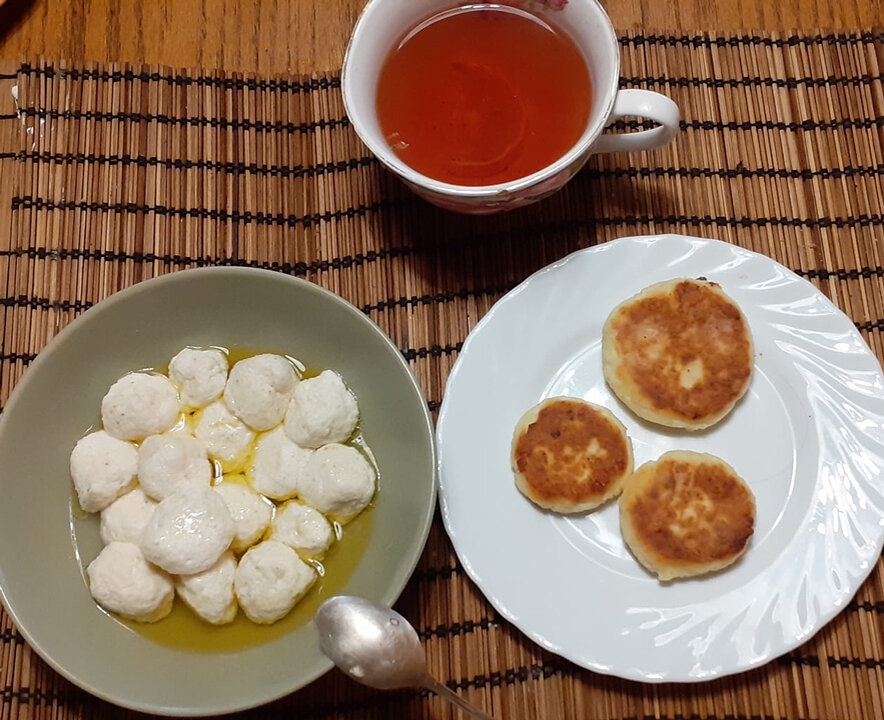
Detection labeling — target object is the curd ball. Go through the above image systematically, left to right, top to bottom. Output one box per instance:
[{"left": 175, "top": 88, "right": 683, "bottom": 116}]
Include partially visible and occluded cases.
[
  {"left": 168, "top": 347, "right": 229, "bottom": 410},
  {"left": 224, "top": 354, "right": 299, "bottom": 431},
  {"left": 284, "top": 370, "right": 359, "bottom": 448},
  {"left": 101, "top": 372, "right": 181, "bottom": 441},
  {"left": 193, "top": 400, "right": 255, "bottom": 470},
  {"left": 249, "top": 426, "right": 312, "bottom": 501},
  {"left": 70, "top": 430, "right": 138, "bottom": 512},
  {"left": 137, "top": 433, "right": 212, "bottom": 501},
  {"left": 299, "top": 444, "right": 376, "bottom": 523},
  {"left": 214, "top": 480, "right": 273, "bottom": 553},
  {"left": 140, "top": 485, "right": 235, "bottom": 575},
  {"left": 100, "top": 487, "right": 158, "bottom": 545},
  {"left": 270, "top": 501, "right": 334, "bottom": 560},
  {"left": 234, "top": 540, "right": 316, "bottom": 624},
  {"left": 87, "top": 542, "right": 174, "bottom": 623},
  {"left": 175, "top": 551, "right": 237, "bottom": 625}
]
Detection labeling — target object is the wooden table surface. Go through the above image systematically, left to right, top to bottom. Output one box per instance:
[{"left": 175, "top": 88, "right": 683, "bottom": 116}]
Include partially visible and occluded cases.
[{"left": 0, "top": 0, "right": 880, "bottom": 75}]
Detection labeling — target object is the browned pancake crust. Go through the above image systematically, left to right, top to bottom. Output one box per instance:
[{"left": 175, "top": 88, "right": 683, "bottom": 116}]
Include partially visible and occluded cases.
[
  {"left": 603, "top": 279, "right": 753, "bottom": 429},
  {"left": 512, "top": 398, "right": 633, "bottom": 513},
  {"left": 620, "top": 451, "right": 755, "bottom": 580}
]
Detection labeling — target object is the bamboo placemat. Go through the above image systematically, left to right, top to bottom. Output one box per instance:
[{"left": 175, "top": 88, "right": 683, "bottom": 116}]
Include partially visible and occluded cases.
[{"left": 1, "top": 29, "right": 883, "bottom": 720}]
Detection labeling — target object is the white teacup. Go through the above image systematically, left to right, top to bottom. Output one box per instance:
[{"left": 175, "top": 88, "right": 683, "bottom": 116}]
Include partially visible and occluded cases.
[{"left": 342, "top": 0, "right": 680, "bottom": 214}]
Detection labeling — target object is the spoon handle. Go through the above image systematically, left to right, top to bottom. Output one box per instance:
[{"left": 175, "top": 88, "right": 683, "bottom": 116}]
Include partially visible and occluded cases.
[{"left": 424, "top": 675, "right": 497, "bottom": 720}]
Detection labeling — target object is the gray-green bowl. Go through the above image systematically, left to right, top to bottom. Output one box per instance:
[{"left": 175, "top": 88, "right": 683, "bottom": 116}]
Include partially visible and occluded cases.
[{"left": 0, "top": 268, "right": 436, "bottom": 715}]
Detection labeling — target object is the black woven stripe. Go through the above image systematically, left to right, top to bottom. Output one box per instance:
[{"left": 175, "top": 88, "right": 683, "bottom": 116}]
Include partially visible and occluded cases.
[
  {"left": 619, "top": 32, "right": 884, "bottom": 47},
  {"left": 18, "top": 63, "right": 340, "bottom": 93},
  {"left": 620, "top": 74, "right": 884, "bottom": 89},
  {"left": 16, "top": 106, "right": 884, "bottom": 135},
  {"left": 16, "top": 107, "right": 349, "bottom": 134},
  {"left": 0, "top": 115, "right": 18, "bottom": 122},
  {"left": 610, "top": 117, "right": 884, "bottom": 133},
  {"left": 678, "top": 117, "right": 884, "bottom": 132},
  {"left": 16, "top": 150, "right": 884, "bottom": 184},
  {"left": 18, "top": 150, "right": 379, "bottom": 180},
  {"left": 10, "top": 195, "right": 392, "bottom": 228},
  {"left": 11, "top": 197, "right": 884, "bottom": 232},
  {"left": 0, "top": 247, "right": 410, "bottom": 273},
  {"left": 798, "top": 266, "right": 884, "bottom": 281},
  {"left": 0, "top": 294, "right": 93, "bottom": 312},
  {"left": 857, "top": 319, "right": 884, "bottom": 333},
  {"left": 0, "top": 341, "right": 458, "bottom": 369},
  {"left": 401, "top": 343, "right": 462, "bottom": 362},
  {"left": 0, "top": 352, "right": 37, "bottom": 363},
  {"left": 427, "top": 400, "right": 441, "bottom": 412},
  {"left": 412, "top": 564, "right": 465, "bottom": 583},
  {"left": 849, "top": 601, "right": 884, "bottom": 613},
  {"left": 419, "top": 617, "right": 500, "bottom": 641},
  {"left": 0, "top": 629, "right": 24, "bottom": 645},
  {"left": 787, "top": 656, "right": 884, "bottom": 669},
  {"left": 829, "top": 657, "right": 884, "bottom": 669},
  {"left": 448, "top": 661, "right": 569, "bottom": 691},
  {"left": 0, "top": 687, "right": 76, "bottom": 705}
]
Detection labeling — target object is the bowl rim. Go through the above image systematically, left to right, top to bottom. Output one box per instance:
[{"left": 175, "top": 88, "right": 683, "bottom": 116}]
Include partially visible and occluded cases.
[{"left": 0, "top": 266, "right": 438, "bottom": 715}]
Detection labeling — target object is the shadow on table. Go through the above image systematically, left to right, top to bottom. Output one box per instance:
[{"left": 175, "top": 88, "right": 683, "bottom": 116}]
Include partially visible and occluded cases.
[
  {"left": 0, "top": 0, "right": 36, "bottom": 47},
  {"left": 374, "top": 162, "right": 679, "bottom": 295}
]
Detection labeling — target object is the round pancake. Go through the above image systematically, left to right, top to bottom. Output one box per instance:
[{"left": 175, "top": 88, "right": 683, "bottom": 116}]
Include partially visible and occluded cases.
[
  {"left": 602, "top": 278, "right": 754, "bottom": 430},
  {"left": 511, "top": 398, "right": 633, "bottom": 513},
  {"left": 619, "top": 450, "right": 755, "bottom": 581}
]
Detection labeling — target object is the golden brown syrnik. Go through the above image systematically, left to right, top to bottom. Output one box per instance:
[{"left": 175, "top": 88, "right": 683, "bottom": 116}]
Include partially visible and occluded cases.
[
  {"left": 602, "top": 278, "right": 754, "bottom": 430},
  {"left": 511, "top": 398, "right": 633, "bottom": 513},
  {"left": 619, "top": 450, "right": 755, "bottom": 581}
]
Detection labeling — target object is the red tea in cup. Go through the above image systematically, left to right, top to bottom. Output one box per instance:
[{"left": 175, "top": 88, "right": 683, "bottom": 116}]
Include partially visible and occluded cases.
[{"left": 375, "top": 4, "right": 592, "bottom": 186}]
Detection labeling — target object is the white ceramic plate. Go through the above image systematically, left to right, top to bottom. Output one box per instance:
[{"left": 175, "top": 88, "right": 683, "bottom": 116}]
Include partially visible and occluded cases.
[{"left": 436, "top": 235, "right": 884, "bottom": 682}]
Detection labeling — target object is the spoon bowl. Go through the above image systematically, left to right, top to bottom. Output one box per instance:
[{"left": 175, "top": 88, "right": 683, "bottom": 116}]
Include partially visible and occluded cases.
[
  {"left": 315, "top": 596, "right": 428, "bottom": 690},
  {"left": 316, "top": 596, "right": 495, "bottom": 719}
]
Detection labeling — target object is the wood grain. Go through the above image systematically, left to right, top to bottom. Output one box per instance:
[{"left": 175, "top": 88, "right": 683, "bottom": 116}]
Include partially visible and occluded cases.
[{"left": 0, "top": 0, "right": 880, "bottom": 75}]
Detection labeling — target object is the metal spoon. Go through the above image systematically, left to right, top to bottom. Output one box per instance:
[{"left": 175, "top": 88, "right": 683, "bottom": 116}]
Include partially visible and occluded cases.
[{"left": 315, "top": 595, "right": 496, "bottom": 720}]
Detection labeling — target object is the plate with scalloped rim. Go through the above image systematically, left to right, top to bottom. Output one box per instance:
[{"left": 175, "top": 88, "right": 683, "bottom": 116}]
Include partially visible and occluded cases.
[{"left": 437, "top": 234, "right": 884, "bottom": 682}]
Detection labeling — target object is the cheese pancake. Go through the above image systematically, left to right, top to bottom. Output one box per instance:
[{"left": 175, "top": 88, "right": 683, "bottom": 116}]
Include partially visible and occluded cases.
[
  {"left": 602, "top": 278, "right": 754, "bottom": 430},
  {"left": 512, "top": 398, "right": 633, "bottom": 513},
  {"left": 620, "top": 450, "right": 755, "bottom": 581}
]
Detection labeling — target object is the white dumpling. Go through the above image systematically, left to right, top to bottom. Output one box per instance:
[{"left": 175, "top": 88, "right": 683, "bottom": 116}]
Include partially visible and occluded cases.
[
  {"left": 168, "top": 347, "right": 229, "bottom": 410},
  {"left": 223, "top": 354, "right": 299, "bottom": 431},
  {"left": 284, "top": 370, "right": 359, "bottom": 448},
  {"left": 101, "top": 372, "right": 180, "bottom": 441},
  {"left": 193, "top": 400, "right": 255, "bottom": 472},
  {"left": 249, "top": 426, "right": 312, "bottom": 501},
  {"left": 70, "top": 430, "right": 138, "bottom": 513},
  {"left": 137, "top": 433, "right": 213, "bottom": 501},
  {"left": 298, "top": 444, "right": 376, "bottom": 523},
  {"left": 213, "top": 480, "right": 273, "bottom": 553},
  {"left": 139, "top": 485, "right": 235, "bottom": 575},
  {"left": 100, "top": 487, "right": 157, "bottom": 544},
  {"left": 270, "top": 501, "right": 334, "bottom": 560},
  {"left": 234, "top": 540, "right": 315, "bottom": 624},
  {"left": 87, "top": 542, "right": 174, "bottom": 623},
  {"left": 176, "top": 551, "right": 237, "bottom": 625}
]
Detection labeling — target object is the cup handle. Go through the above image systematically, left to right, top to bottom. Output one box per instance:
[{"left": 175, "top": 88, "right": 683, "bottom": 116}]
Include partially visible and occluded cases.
[{"left": 592, "top": 89, "right": 680, "bottom": 154}]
